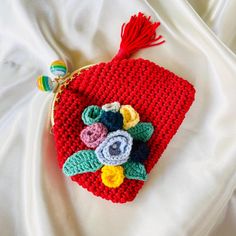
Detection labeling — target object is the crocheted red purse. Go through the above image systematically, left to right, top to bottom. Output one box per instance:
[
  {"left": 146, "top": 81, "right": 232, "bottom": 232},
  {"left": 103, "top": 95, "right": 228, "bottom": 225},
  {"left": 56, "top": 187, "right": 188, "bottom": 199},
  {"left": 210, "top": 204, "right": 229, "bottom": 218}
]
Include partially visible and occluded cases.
[{"left": 37, "top": 13, "right": 195, "bottom": 203}]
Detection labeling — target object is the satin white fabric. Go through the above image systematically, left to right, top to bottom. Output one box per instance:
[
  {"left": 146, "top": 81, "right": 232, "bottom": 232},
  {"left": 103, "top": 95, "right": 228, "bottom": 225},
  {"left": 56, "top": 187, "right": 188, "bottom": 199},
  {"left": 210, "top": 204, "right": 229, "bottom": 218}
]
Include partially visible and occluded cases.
[{"left": 0, "top": 0, "right": 236, "bottom": 235}]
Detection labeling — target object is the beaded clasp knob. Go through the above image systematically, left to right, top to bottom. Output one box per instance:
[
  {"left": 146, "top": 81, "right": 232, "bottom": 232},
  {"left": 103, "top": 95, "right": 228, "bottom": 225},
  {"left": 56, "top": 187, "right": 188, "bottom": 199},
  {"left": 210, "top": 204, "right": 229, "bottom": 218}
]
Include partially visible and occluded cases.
[{"left": 37, "top": 60, "right": 69, "bottom": 93}]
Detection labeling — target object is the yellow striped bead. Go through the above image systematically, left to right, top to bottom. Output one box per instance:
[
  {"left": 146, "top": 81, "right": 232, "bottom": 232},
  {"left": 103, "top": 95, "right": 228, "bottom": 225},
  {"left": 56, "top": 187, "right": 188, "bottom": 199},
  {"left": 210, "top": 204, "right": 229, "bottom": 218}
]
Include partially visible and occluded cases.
[
  {"left": 50, "top": 60, "right": 67, "bottom": 77},
  {"left": 37, "top": 75, "right": 54, "bottom": 92}
]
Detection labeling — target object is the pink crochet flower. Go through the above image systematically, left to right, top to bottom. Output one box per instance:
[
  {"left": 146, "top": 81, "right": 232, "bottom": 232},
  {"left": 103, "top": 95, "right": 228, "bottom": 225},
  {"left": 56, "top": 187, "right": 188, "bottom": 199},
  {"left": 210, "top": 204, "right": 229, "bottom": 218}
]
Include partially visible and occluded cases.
[{"left": 80, "top": 123, "right": 108, "bottom": 148}]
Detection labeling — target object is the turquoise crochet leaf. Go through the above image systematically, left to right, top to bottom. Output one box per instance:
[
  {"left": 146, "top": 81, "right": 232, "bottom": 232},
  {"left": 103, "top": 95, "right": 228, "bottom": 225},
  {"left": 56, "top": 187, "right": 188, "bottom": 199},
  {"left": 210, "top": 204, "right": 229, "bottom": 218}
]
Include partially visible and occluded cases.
[
  {"left": 127, "top": 122, "right": 154, "bottom": 142},
  {"left": 63, "top": 150, "right": 103, "bottom": 176},
  {"left": 123, "top": 161, "right": 147, "bottom": 181}
]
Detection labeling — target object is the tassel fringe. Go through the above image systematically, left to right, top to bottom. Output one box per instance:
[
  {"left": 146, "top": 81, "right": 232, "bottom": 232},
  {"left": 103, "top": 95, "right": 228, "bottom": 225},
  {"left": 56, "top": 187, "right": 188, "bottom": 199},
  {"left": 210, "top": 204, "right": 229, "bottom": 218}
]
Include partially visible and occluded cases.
[{"left": 114, "top": 12, "right": 165, "bottom": 60}]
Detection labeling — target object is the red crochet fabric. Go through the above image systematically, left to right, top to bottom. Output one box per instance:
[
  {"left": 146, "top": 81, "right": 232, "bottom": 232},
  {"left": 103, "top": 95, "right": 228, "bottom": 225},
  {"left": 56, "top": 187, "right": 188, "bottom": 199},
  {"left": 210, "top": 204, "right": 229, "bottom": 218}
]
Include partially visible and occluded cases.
[{"left": 53, "top": 58, "right": 195, "bottom": 203}]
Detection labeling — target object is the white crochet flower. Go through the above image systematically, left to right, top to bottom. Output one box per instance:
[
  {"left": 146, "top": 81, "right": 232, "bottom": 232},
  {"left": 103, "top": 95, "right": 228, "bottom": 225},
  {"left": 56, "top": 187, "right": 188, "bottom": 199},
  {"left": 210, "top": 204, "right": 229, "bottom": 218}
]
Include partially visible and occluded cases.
[{"left": 102, "top": 101, "right": 120, "bottom": 112}]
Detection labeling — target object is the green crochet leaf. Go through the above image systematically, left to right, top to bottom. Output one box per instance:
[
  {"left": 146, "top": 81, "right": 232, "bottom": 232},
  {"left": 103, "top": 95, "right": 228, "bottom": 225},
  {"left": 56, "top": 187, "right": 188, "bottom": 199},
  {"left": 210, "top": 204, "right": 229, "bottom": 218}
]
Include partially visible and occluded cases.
[
  {"left": 127, "top": 122, "right": 154, "bottom": 142},
  {"left": 63, "top": 150, "right": 103, "bottom": 176},
  {"left": 123, "top": 161, "right": 147, "bottom": 181}
]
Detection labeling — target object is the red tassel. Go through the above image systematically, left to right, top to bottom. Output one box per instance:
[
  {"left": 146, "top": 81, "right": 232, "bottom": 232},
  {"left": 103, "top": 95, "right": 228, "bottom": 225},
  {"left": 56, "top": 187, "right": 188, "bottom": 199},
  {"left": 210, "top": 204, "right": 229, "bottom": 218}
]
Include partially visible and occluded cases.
[{"left": 114, "top": 12, "right": 165, "bottom": 60}]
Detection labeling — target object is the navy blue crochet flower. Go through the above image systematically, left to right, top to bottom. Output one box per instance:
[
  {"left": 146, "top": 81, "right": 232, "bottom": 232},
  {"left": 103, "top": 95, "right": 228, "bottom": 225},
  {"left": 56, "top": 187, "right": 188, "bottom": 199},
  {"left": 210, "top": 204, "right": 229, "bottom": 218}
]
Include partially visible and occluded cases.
[
  {"left": 100, "top": 111, "right": 123, "bottom": 132},
  {"left": 130, "top": 140, "right": 150, "bottom": 163}
]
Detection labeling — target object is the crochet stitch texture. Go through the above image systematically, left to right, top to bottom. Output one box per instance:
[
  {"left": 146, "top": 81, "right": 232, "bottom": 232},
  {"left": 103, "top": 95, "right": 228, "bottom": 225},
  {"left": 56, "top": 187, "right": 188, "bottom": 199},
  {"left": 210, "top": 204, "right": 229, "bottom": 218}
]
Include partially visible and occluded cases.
[
  {"left": 53, "top": 58, "right": 195, "bottom": 203},
  {"left": 102, "top": 102, "right": 120, "bottom": 112},
  {"left": 82, "top": 105, "right": 104, "bottom": 125},
  {"left": 100, "top": 111, "right": 123, "bottom": 132},
  {"left": 80, "top": 123, "right": 108, "bottom": 148},
  {"left": 95, "top": 130, "right": 133, "bottom": 166},
  {"left": 130, "top": 140, "right": 150, "bottom": 163},
  {"left": 63, "top": 150, "right": 103, "bottom": 176},
  {"left": 101, "top": 166, "right": 125, "bottom": 188}
]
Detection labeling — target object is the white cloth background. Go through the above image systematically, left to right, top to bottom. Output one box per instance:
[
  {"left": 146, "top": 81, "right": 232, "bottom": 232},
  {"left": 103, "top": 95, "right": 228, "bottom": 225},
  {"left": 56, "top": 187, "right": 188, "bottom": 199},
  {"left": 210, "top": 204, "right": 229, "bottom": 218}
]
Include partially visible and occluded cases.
[{"left": 0, "top": 0, "right": 236, "bottom": 235}]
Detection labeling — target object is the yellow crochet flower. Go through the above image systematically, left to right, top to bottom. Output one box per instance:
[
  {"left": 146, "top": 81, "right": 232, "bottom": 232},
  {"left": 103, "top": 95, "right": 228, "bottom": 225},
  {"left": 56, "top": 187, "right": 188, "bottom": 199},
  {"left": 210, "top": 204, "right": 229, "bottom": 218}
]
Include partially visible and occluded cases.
[
  {"left": 120, "top": 105, "right": 140, "bottom": 130},
  {"left": 101, "top": 165, "right": 125, "bottom": 188}
]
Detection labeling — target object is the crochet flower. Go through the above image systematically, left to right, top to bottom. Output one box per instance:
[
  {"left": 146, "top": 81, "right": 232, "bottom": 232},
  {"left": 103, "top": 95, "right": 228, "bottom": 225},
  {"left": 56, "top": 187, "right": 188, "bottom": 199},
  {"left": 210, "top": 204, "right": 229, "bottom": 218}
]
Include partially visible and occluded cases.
[
  {"left": 102, "top": 101, "right": 120, "bottom": 112},
  {"left": 63, "top": 102, "right": 154, "bottom": 189},
  {"left": 82, "top": 105, "right": 104, "bottom": 125},
  {"left": 120, "top": 105, "right": 140, "bottom": 130},
  {"left": 100, "top": 111, "right": 123, "bottom": 132},
  {"left": 80, "top": 123, "right": 108, "bottom": 148},
  {"left": 95, "top": 130, "right": 133, "bottom": 165},
  {"left": 130, "top": 140, "right": 150, "bottom": 163},
  {"left": 101, "top": 165, "right": 125, "bottom": 188}
]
